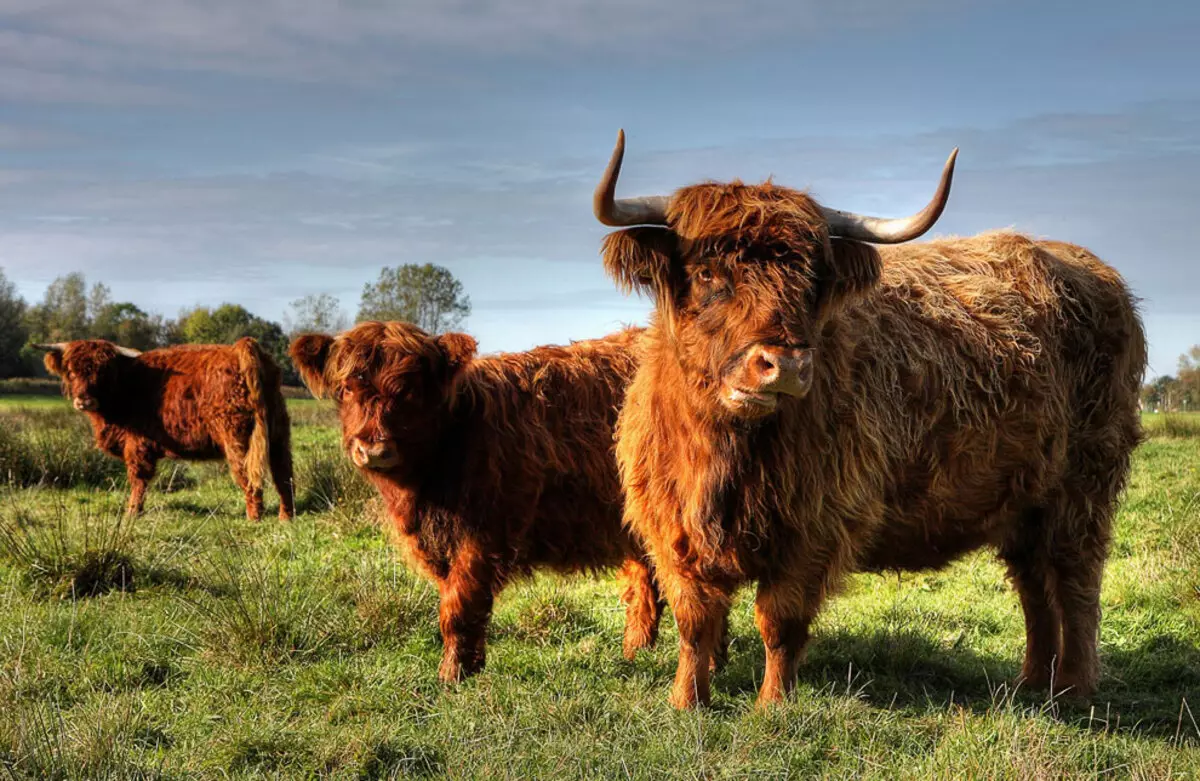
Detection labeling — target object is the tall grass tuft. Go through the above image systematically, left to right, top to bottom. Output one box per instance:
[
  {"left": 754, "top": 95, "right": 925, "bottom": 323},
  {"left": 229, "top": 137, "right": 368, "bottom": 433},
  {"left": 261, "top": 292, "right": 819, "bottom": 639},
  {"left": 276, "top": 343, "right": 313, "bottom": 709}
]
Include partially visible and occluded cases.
[
  {"left": 286, "top": 400, "right": 340, "bottom": 428},
  {"left": 0, "top": 407, "right": 123, "bottom": 489},
  {"left": 1143, "top": 413, "right": 1200, "bottom": 439},
  {"left": 295, "top": 449, "right": 375, "bottom": 516},
  {"left": 0, "top": 503, "right": 137, "bottom": 599},
  {"left": 184, "top": 538, "right": 340, "bottom": 665},
  {"left": 342, "top": 553, "right": 438, "bottom": 649},
  {"left": 0, "top": 696, "right": 169, "bottom": 780}
]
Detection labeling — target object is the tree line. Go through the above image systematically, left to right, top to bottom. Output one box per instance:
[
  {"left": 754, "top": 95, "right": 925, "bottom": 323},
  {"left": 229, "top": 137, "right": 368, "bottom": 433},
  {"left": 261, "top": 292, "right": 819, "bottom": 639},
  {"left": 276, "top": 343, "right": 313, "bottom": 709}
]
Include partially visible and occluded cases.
[
  {"left": 7, "top": 261, "right": 1195, "bottom": 409},
  {"left": 0, "top": 263, "right": 470, "bottom": 385},
  {"left": 1141, "top": 346, "right": 1200, "bottom": 413}
]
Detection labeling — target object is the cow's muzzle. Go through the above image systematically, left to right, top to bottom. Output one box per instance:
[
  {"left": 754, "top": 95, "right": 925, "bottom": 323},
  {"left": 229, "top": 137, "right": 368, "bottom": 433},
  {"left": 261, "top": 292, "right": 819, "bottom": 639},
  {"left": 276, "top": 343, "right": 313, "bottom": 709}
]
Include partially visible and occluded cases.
[
  {"left": 721, "top": 345, "right": 814, "bottom": 415},
  {"left": 73, "top": 396, "right": 97, "bottom": 412},
  {"left": 349, "top": 438, "right": 400, "bottom": 470}
]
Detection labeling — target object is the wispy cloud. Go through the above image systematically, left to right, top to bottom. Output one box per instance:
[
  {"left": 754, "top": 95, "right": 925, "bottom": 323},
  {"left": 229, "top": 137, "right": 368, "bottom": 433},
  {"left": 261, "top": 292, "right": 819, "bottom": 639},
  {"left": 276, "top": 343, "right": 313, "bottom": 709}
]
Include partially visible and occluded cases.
[{"left": 0, "top": 0, "right": 978, "bottom": 102}]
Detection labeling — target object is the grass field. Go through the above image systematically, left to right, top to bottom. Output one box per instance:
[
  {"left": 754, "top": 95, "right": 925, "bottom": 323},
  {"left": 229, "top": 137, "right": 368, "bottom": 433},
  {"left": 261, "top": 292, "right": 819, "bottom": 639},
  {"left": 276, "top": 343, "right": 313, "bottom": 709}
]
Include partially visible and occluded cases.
[{"left": 1, "top": 395, "right": 1197, "bottom": 779}]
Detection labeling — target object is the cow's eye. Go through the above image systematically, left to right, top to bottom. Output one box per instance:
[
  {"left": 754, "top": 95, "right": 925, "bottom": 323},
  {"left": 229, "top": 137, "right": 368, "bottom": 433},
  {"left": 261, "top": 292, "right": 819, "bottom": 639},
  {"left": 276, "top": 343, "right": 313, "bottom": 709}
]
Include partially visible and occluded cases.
[{"left": 696, "top": 268, "right": 714, "bottom": 283}]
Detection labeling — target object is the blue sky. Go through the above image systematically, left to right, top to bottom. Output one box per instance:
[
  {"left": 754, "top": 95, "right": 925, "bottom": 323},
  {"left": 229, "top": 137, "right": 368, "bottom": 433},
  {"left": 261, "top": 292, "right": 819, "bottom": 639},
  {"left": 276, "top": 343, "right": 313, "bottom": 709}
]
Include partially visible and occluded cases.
[{"left": 0, "top": 0, "right": 1197, "bottom": 377}]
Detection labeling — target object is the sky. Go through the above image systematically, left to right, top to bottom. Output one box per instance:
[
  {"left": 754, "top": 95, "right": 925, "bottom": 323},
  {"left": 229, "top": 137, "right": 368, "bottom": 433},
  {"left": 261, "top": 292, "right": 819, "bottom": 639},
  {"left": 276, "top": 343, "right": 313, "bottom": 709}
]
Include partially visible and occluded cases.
[{"left": 0, "top": 0, "right": 1197, "bottom": 378}]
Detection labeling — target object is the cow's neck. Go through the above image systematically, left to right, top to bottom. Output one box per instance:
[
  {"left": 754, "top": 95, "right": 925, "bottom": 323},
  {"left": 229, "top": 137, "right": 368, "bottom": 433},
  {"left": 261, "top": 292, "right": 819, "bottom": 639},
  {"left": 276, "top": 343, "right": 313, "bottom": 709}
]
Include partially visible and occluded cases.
[
  {"left": 643, "top": 352, "right": 767, "bottom": 556},
  {"left": 93, "top": 367, "right": 156, "bottom": 426},
  {"left": 373, "top": 408, "right": 472, "bottom": 528}
]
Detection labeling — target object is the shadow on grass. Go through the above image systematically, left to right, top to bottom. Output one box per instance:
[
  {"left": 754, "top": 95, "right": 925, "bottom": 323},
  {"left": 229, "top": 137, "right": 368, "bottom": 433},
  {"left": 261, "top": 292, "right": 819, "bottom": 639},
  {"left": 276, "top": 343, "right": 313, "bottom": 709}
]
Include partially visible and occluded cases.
[{"left": 710, "top": 626, "right": 1200, "bottom": 743}]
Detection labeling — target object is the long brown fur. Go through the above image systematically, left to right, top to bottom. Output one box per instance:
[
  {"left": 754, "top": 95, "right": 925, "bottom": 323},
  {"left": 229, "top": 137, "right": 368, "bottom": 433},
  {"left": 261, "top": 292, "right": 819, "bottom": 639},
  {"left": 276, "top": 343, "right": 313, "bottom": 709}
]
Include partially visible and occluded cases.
[
  {"left": 600, "top": 179, "right": 1147, "bottom": 708},
  {"left": 289, "top": 321, "right": 663, "bottom": 682},
  {"left": 42, "top": 338, "right": 295, "bottom": 521}
]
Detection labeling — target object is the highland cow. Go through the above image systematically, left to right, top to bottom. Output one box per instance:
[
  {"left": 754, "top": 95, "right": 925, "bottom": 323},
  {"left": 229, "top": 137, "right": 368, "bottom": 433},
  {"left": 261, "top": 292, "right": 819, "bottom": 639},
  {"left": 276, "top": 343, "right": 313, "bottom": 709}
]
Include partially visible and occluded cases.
[
  {"left": 590, "top": 130, "right": 1146, "bottom": 708},
  {"left": 289, "top": 322, "right": 662, "bottom": 682},
  {"left": 36, "top": 338, "right": 295, "bottom": 521}
]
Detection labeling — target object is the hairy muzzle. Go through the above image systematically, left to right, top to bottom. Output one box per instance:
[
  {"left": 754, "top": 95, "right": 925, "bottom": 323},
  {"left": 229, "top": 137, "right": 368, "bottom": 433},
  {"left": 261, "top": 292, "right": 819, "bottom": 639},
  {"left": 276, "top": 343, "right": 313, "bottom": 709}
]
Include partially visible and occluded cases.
[
  {"left": 722, "top": 346, "right": 814, "bottom": 414},
  {"left": 72, "top": 396, "right": 98, "bottom": 412},
  {"left": 349, "top": 438, "right": 400, "bottom": 470}
]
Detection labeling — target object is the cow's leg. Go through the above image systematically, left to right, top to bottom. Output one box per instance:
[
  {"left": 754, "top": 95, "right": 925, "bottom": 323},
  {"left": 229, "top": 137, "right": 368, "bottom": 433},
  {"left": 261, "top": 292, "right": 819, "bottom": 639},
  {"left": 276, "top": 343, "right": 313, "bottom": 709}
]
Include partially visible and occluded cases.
[
  {"left": 268, "top": 429, "right": 295, "bottom": 521},
  {"left": 122, "top": 441, "right": 159, "bottom": 518},
  {"left": 225, "top": 443, "right": 264, "bottom": 522},
  {"left": 1044, "top": 451, "right": 1121, "bottom": 699},
  {"left": 1049, "top": 509, "right": 1110, "bottom": 698},
  {"left": 1001, "top": 517, "right": 1061, "bottom": 692},
  {"left": 437, "top": 541, "right": 498, "bottom": 683},
  {"left": 618, "top": 557, "right": 664, "bottom": 659},
  {"left": 664, "top": 576, "right": 731, "bottom": 709},
  {"left": 754, "top": 579, "right": 818, "bottom": 706},
  {"left": 710, "top": 610, "right": 731, "bottom": 673}
]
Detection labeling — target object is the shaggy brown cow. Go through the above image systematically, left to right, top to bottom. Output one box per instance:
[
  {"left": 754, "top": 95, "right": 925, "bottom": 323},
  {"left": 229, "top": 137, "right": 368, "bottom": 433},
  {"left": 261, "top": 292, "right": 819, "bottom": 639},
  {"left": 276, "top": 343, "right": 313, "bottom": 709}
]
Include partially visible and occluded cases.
[
  {"left": 590, "top": 130, "right": 1146, "bottom": 708},
  {"left": 289, "top": 321, "right": 662, "bottom": 682},
  {"left": 36, "top": 338, "right": 295, "bottom": 521}
]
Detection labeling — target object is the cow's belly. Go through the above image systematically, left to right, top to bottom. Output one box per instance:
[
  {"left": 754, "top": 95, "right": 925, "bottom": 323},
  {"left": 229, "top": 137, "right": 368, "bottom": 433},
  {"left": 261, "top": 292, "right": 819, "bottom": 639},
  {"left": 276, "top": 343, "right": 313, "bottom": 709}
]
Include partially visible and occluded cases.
[
  {"left": 152, "top": 424, "right": 223, "bottom": 461},
  {"left": 859, "top": 436, "right": 1044, "bottom": 573},
  {"left": 527, "top": 483, "right": 630, "bottom": 572},
  {"left": 857, "top": 513, "right": 1002, "bottom": 573}
]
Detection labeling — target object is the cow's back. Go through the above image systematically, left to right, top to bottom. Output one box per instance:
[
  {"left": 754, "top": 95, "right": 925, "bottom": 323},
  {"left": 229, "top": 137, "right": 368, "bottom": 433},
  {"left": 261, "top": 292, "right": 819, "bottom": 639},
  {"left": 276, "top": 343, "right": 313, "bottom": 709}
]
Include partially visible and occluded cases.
[
  {"left": 833, "top": 231, "right": 1145, "bottom": 571},
  {"left": 450, "top": 327, "right": 643, "bottom": 571},
  {"left": 137, "top": 344, "right": 254, "bottom": 457}
]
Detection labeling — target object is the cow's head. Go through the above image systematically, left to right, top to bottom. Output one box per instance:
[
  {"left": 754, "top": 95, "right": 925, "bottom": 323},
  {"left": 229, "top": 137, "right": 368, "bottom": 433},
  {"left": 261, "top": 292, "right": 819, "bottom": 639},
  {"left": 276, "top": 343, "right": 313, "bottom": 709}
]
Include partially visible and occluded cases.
[
  {"left": 593, "top": 129, "right": 956, "bottom": 421},
  {"left": 289, "top": 321, "right": 477, "bottom": 473},
  {"left": 34, "top": 340, "right": 142, "bottom": 413}
]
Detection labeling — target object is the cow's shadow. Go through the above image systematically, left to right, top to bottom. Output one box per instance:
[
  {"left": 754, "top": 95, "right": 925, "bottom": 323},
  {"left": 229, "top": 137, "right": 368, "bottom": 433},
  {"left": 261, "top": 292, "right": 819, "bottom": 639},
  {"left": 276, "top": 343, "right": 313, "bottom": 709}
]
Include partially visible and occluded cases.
[{"left": 710, "top": 627, "right": 1200, "bottom": 742}]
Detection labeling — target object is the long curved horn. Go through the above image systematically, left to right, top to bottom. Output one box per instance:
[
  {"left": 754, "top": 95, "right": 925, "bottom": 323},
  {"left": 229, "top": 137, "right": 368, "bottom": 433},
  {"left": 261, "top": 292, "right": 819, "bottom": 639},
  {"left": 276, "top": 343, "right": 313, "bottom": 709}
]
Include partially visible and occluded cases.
[
  {"left": 593, "top": 129, "right": 671, "bottom": 227},
  {"left": 820, "top": 149, "right": 958, "bottom": 244},
  {"left": 31, "top": 342, "right": 69, "bottom": 352},
  {"left": 114, "top": 346, "right": 142, "bottom": 358}
]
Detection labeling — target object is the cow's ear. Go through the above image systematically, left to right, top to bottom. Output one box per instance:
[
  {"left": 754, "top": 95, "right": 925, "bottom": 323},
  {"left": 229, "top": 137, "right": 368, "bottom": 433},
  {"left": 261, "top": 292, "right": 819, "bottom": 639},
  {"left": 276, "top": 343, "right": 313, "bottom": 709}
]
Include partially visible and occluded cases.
[
  {"left": 601, "top": 227, "right": 679, "bottom": 299},
  {"left": 810, "top": 237, "right": 883, "bottom": 324},
  {"left": 435, "top": 332, "right": 477, "bottom": 378},
  {"left": 288, "top": 334, "right": 335, "bottom": 398},
  {"left": 33, "top": 344, "right": 67, "bottom": 377},
  {"left": 42, "top": 350, "right": 64, "bottom": 377}
]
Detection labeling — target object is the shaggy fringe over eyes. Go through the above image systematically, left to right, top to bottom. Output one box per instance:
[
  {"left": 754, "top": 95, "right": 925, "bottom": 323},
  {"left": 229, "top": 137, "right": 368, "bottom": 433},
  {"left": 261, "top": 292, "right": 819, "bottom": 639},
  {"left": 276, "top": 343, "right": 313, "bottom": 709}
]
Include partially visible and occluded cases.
[
  {"left": 667, "top": 180, "right": 830, "bottom": 251},
  {"left": 600, "top": 181, "right": 836, "bottom": 300},
  {"left": 601, "top": 181, "right": 880, "bottom": 334},
  {"left": 318, "top": 322, "right": 478, "bottom": 399},
  {"left": 49, "top": 341, "right": 121, "bottom": 386}
]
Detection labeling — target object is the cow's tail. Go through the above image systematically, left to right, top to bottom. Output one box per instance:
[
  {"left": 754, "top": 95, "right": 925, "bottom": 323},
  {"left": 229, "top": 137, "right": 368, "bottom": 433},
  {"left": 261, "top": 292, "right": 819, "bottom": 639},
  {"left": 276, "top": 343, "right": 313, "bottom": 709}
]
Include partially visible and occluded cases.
[{"left": 234, "top": 337, "right": 271, "bottom": 492}]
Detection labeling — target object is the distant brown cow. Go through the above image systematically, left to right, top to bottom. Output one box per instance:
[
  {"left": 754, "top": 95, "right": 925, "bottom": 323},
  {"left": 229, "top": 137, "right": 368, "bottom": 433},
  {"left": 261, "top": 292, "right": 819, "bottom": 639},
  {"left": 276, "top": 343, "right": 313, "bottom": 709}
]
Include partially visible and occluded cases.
[
  {"left": 590, "top": 130, "right": 1146, "bottom": 708},
  {"left": 289, "top": 322, "right": 662, "bottom": 682},
  {"left": 36, "top": 338, "right": 295, "bottom": 521}
]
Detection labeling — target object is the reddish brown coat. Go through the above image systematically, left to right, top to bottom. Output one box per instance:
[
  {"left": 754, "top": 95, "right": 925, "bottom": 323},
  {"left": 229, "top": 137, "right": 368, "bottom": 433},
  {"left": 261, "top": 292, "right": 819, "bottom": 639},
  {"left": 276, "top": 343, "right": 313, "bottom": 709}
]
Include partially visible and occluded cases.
[
  {"left": 600, "top": 180, "right": 1146, "bottom": 708},
  {"left": 289, "top": 322, "right": 662, "bottom": 681},
  {"left": 39, "top": 338, "right": 295, "bottom": 520}
]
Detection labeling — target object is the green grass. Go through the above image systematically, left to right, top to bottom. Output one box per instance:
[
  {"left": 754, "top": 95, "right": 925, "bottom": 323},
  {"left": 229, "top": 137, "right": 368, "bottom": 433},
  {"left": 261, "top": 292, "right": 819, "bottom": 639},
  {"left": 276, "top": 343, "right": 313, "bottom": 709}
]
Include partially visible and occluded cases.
[
  {"left": 0, "top": 399, "right": 1197, "bottom": 778},
  {"left": 1143, "top": 412, "right": 1200, "bottom": 440}
]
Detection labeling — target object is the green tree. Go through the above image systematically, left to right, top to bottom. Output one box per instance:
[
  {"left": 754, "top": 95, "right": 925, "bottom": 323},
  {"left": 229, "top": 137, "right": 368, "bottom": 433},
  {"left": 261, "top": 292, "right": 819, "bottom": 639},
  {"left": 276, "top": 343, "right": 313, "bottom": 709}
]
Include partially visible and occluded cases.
[
  {"left": 357, "top": 263, "right": 470, "bottom": 334},
  {"left": 0, "top": 267, "right": 30, "bottom": 378},
  {"left": 26, "top": 272, "right": 91, "bottom": 342},
  {"left": 87, "top": 282, "right": 112, "bottom": 325},
  {"left": 284, "top": 292, "right": 348, "bottom": 337},
  {"left": 91, "top": 302, "right": 160, "bottom": 351},
  {"left": 178, "top": 303, "right": 296, "bottom": 384},
  {"left": 153, "top": 314, "right": 186, "bottom": 347},
  {"left": 1177, "top": 346, "right": 1200, "bottom": 412},
  {"left": 1141, "top": 375, "right": 1176, "bottom": 412}
]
